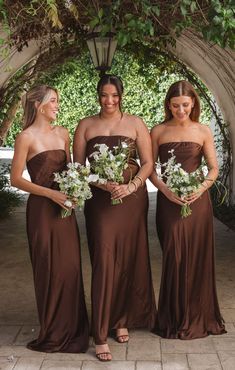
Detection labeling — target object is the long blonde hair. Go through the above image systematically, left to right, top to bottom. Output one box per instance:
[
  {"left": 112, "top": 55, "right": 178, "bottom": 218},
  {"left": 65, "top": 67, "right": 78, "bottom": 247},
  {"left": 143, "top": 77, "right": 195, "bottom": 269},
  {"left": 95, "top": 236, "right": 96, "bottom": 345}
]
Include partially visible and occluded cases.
[{"left": 22, "top": 85, "right": 58, "bottom": 129}]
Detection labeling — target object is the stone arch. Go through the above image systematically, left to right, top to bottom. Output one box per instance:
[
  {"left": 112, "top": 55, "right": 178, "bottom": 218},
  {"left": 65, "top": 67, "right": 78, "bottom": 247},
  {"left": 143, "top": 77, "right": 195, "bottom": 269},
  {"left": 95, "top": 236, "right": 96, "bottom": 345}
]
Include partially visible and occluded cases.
[{"left": 0, "top": 31, "right": 235, "bottom": 202}]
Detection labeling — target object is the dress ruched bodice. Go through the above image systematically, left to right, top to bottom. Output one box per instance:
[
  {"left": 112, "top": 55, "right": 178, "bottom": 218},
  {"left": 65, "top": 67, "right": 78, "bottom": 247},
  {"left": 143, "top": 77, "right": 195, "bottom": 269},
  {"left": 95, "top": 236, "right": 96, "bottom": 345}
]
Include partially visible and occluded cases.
[
  {"left": 86, "top": 135, "right": 139, "bottom": 183},
  {"left": 159, "top": 141, "right": 203, "bottom": 173},
  {"left": 27, "top": 149, "right": 66, "bottom": 188}
]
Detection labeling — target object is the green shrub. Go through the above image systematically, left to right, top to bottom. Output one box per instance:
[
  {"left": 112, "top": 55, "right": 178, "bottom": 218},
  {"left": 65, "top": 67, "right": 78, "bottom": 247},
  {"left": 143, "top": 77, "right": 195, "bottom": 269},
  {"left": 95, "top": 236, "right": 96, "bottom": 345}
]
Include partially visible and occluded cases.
[
  {"left": 5, "top": 50, "right": 212, "bottom": 146},
  {"left": 0, "top": 164, "right": 22, "bottom": 219}
]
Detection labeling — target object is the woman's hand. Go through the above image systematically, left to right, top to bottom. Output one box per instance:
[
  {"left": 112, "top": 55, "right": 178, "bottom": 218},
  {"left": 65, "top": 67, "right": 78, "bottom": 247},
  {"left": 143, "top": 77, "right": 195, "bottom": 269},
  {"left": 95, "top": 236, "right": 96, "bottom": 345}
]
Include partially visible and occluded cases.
[
  {"left": 93, "top": 181, "right": 117, "bottom": 193},
  {"left": 111, "top": 183, "right": 135, "bottom": 200},
  {"left": 185, "top": 185, "right": 206, "bottom": 204},
  {"left": 161, "top": 186, "right": 187, "bottom": 206},
  {"left": 48, "top": 189, "right": 71, "bottom": 210}
]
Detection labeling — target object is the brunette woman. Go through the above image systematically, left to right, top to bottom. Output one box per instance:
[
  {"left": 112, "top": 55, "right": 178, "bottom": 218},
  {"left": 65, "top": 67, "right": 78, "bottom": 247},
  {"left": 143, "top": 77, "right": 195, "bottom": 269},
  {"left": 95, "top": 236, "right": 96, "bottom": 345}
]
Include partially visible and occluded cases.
[
  {"left": 73, "top": 74, "right": 156, "bottom": 361},
  {"left": 150, "top": 80, "right": 226, "bottom": 339}
]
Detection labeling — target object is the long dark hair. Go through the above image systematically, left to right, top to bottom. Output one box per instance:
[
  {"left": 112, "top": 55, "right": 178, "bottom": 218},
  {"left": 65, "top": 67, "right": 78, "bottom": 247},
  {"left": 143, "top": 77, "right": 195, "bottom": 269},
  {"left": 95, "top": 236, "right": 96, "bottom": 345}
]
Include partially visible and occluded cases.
[
  {"left": 97, "top": 74, "right": 123, "bottom": 111},
  {"left": 164, "top": 80, "right": 201, "bottom": 122},
  {"left": 22, "top": 85, "right": 58, "bottom": 129}
]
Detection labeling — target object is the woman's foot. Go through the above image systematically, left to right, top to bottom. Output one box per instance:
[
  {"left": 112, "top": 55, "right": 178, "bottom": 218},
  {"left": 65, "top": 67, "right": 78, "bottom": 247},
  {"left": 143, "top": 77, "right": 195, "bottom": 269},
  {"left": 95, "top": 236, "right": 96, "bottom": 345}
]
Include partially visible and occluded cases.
[
  {"left": 116, "top": 328, "right": 129, "bottom": 343},
  {"left": 95, "top": 344, "right": 112, "bottom": 362}
]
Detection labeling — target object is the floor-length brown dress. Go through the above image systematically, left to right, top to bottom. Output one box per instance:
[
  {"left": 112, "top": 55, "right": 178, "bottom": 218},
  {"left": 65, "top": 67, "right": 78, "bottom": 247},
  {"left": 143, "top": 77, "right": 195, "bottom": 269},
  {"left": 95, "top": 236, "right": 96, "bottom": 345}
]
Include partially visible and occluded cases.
[
  {"left": 84, "top": 135, "right": 156, "bottom": 345},
  {"left": 153, "top": 142, "right": 226, "bottom": 339},
  {"left": 26, "top": 149, "right": 89, "bottom": 352}
]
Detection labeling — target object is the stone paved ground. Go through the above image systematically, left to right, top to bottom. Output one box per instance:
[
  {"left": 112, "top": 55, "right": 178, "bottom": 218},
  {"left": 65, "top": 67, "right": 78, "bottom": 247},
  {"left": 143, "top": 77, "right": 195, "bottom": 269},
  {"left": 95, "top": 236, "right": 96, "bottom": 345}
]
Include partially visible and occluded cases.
[{"left": 0, "top": 193, "right": 235, "bottom": 370}]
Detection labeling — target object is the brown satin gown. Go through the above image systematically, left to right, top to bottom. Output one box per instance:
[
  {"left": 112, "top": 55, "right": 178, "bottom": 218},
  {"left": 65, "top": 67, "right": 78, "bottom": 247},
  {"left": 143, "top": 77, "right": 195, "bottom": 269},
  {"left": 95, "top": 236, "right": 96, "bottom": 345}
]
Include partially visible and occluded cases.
[
  {"left": 84, "top": 135, "right": 156, "bottom": 345},
  {"left": 153, "top": 142, "right": 226, "bottom": 339},
  {"left": 26, "top": 149, "right": 89, "bottom": 352}
]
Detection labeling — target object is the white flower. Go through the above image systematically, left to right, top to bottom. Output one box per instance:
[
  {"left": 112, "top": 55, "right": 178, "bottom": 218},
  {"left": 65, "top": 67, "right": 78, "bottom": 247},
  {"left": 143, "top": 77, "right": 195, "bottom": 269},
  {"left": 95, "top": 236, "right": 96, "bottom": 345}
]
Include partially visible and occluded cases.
[
  {"left": 121, "top": 142, "right": 128, "bottom": 148},
  {"left": 99, "top": 143, "right": 109, "bottom": 154},
  {"left": 202, "top": 165, "right": 208, "bottom": 176},
  {"left": 88, "top": 174, "right": 100, "bottom": 182},
  {"left": 64, "top": 200, "right": 73, "bottom": 208}
]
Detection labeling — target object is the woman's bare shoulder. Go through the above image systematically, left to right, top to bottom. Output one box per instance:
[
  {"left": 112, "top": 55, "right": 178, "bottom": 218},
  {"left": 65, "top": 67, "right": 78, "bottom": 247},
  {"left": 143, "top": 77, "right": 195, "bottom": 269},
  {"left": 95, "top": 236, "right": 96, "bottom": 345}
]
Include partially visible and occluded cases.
[
  {"left": 76, "top": 115, "right": 98, "bottom": 130},
  {"left": 196, "top": 122, "right": 213, "bottom": 137},
  {"left": 151, "top": 123, "right": 166, "bottom": 136},
  {"left": 15, "top": 128, "right": 34, "bottom": 143}
]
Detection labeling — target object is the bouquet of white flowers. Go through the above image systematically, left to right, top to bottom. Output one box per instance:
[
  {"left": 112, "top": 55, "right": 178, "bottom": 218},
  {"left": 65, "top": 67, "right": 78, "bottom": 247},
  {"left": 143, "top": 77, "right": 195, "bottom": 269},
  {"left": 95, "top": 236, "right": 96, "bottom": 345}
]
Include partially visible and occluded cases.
[
  {"left": 89, "top": 141, "right": 130, "bottom": 205},
  {"left": 159, "top": 149, "right": 205, "bottom": 218},
  {"left": 54, "top": 162, "right": 92, "bottom": 218}
]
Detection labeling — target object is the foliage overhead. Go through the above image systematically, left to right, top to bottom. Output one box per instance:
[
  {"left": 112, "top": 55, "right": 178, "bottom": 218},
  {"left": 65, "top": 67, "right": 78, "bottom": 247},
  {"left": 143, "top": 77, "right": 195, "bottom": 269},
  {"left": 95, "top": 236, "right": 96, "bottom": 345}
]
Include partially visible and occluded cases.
[{"left": 0, "top": 0, "right": 234, "bottom": 54}]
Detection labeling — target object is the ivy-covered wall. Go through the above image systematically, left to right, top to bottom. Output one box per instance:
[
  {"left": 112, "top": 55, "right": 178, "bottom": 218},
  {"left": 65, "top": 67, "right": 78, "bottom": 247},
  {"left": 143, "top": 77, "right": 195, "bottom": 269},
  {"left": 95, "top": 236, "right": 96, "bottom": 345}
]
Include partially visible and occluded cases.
[{"left": 5, "top": 50, "right": 212, "bottom": 146}]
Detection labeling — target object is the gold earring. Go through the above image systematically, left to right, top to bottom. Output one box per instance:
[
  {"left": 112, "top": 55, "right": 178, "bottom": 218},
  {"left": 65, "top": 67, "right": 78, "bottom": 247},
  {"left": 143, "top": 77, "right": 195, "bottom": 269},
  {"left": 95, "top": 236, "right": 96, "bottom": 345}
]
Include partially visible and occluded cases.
[{"left": 40, "top": 108, "right": 44, "bottom": 114}]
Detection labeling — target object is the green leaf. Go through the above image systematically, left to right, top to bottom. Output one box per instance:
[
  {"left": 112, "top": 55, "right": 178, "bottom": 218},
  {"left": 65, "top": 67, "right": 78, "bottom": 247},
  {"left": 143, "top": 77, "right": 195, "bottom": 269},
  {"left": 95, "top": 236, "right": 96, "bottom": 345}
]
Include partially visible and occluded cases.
[
  {"left": 190, "top": 1, "right": 197, "bottom": 13},
  {"left": 180, "top": 5, "right": 187, "bottom": 17},
  {"left": 151, "top": 6, "right": 160, "bottom": 16},
  {"left": 98, "top": 8, "right": 103, "bottom": 19},
  {"left": 213, "top": 16, "right": 222, "bottom": 25},
  {"left": 89, "top": 17, "right": 99, "bottom": 28}
]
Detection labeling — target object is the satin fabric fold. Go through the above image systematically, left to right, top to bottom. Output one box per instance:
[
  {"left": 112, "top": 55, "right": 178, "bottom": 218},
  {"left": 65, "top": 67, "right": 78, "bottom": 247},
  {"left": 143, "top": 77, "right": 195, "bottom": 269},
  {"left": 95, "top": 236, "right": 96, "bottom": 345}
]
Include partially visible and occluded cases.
[
  {"left": 84, "top": 136, "right": 157, "bottom": 344},
  {"left": 153, "top": 142, "right": 226, "bottom": 339},
  {"left": 26, "top": 150, "right": 89, "bottom": 352}
]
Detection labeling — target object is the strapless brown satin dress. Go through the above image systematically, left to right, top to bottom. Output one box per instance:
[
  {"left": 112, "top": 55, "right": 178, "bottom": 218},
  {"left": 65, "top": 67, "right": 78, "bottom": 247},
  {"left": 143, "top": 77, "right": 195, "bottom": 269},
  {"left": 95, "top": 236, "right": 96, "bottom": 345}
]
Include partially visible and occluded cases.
[
  {"left": 84, "top": 136, "right": 156, "bottom": 345},
  {"left": 153, "top": 142, "right": 226, "bottom": 339},
  {"left": 26, "top": 149, "right": 89, "bottom": 352}
]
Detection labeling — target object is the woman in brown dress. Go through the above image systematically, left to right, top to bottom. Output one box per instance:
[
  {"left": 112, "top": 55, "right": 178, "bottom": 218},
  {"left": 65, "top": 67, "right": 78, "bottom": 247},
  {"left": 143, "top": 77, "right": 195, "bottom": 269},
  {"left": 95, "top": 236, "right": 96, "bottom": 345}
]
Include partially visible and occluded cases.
[
  {"left": 73, "top": 74, "right": 156, "bottom": 361},
  {"left": 150, "top": 80, "right": 226, "bottom": 339},
  {"left": 10, "top": 85, "right": 89, "bottom": 352}
]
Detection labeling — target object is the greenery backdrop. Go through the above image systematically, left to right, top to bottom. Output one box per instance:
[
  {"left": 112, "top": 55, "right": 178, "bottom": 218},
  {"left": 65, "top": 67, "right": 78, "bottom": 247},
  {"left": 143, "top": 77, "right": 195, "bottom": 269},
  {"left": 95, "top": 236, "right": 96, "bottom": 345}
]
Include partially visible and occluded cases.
[{"left": 5, "top": 50, "right": 213, "bottom": 146}]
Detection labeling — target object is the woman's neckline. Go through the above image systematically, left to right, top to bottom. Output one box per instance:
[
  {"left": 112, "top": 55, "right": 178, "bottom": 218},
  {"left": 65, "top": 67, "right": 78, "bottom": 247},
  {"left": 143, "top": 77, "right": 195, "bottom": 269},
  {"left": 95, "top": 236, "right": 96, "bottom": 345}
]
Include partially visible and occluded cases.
[
  {"left": 86, "top": 135, "right": 136, "bottom": 144},
  {"left": 159, "top": 141, "right": 202, "bottom": 148},
  {"left": 27, "top": 149, "right": 66, "bottom": 163}
]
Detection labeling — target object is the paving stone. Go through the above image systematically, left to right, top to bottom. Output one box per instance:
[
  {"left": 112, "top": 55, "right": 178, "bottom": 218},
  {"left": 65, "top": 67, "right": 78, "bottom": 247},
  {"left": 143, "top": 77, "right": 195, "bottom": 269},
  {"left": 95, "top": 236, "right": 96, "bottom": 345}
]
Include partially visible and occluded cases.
[
  {"left": 221, "top": 309, "right": 235, "bottom": 322},
  {"left": 221, "top": 323, "right": 235, "bottom": 335},
  {"left": 14, "top": 325, "right": 40, "bottom": 345},
  {"left": 0, "top": 326, "right": 21, "bottom": 345},
  {"left": 129, "top": 329, "right": 157, "bottom": 339},
  {"left": 161, "top": 337, "right": 216, "bottom": 354},
  {"left": 212, "top": 337, "right": 235, "bottom": 351},
  {"left": 127, "top": 338, "right": 161, "bottom": 361},
  {"left": 45, "top": 345, "right": 126, "bottom": 361},
  {"left": 0, "top": 346, "right": 45, "bottom": 358},
  {"left": 45, "top": 349, "right": 94, "bottom": 361},
  {"left": 218, "top": 351, "right": 235, "bottom": 370},
  {"left": 162, "top": 353, "right": 189, "bottom": 370},
  {"left": 187, "top": 354, "right": 222, "bottom": 369},
  {"left": 0, "top": 356, "right": 17, "bottom": 370},
  {"left": 13, "top": 356, "right": 43, "bottom": 369},
  {"left": 41, "top": 359, "right": 82, "bottom": 369},
  {"left": 82, "top": 361, "right": 135, "bottom": 370},
  {"left": 136, "top": 361, "right": 162, "bottom": 369}
]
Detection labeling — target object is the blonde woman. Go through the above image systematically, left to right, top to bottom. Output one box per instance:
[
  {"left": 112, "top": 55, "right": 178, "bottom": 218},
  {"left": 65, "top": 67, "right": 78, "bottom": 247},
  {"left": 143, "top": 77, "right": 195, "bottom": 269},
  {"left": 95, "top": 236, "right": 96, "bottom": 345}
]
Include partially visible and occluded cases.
[{"left": 11, "top": 85, "right": 89, "bottom": 352}]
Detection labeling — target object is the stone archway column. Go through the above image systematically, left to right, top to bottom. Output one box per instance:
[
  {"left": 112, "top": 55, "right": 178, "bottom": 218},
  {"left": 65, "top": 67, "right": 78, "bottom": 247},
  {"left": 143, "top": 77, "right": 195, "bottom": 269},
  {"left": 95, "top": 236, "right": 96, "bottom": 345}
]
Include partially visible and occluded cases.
[{"left": 171, "top": 30, "right": 235, "bottom": 204}]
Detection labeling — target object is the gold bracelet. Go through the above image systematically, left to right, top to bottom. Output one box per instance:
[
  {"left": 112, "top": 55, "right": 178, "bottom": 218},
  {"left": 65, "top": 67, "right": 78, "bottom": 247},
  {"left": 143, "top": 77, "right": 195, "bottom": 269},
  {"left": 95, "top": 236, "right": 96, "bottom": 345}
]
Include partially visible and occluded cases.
[
  {"left": 134, "top": 175, "right": 144, "bottom": 186},
  {"left": 130, "top": 180, "right": 138, "bottom": 191},
  {"left": 127, "top": 184, "right": 132, "bottom": 193}
]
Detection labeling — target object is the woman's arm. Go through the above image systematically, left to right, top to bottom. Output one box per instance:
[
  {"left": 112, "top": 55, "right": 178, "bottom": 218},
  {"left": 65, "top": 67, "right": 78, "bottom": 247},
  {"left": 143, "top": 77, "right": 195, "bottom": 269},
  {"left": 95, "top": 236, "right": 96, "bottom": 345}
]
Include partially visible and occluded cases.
[
  {"left": 112, "top": 117, "right": 154, "bottom": 200},
  {"left": 73, "top": 120, "right": 87, "bottom": 165},
  {"left": 186, "top": 125, "right": 219, "bottom": 204},
  {"left": 62, "top": 127, "right": 71, "bottom": 163},
  {"left": 10, "top": 133, "right": 68, "bottom": 208}
]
